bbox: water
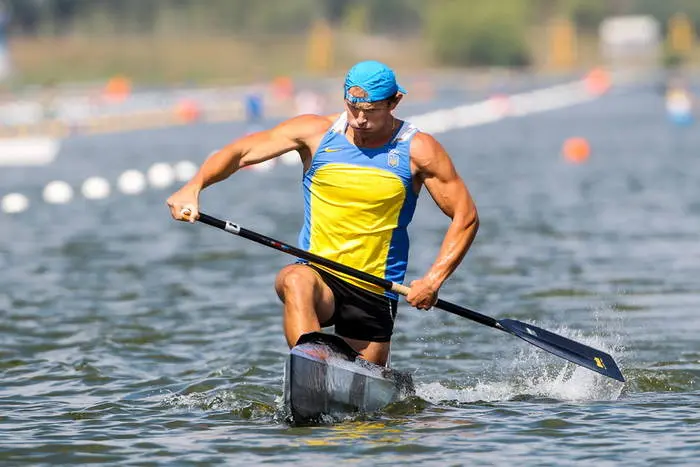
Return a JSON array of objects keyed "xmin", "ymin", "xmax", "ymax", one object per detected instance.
[{"xmin": 2, "ymin": 79, "xmax": 700, "ymax": 465}]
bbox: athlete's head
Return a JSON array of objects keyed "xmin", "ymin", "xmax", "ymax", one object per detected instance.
[{"xmin": 343, "ymin": 61, "xmax": 406, "ymax": 133}]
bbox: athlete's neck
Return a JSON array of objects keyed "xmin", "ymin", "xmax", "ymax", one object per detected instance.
[{"xmin": 346, "ymin": 117, "xmax": 397, "ymax": 148}]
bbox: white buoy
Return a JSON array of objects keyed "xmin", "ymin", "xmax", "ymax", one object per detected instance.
[
  {"xmin": 250, "ymin": 158, "xmax": 275, "ymax": 172},
  {"xmin": 147, "ymin": 162, "xmax": 176, "ymax": 189},
  {"xmin": 280, "ymin": 150, "xmax": 301, "ymax": 166},
  {"xmin": 117, "ymin": 170, "xmax": 147, "ymax": 195},
  {"xmin": 173, "ymin": 160, "xmax": 198, "ymax": 182},
  {"xmin": 1, "ymin": 193, "xmax": 29, "ymax": 213},
  {"xmin": 43, "ymin": 180, "xmax": 74, "ymax": 204},
  {"xmin": 81, "ymin": 177, "xmax": 111, "ymax": 200}
]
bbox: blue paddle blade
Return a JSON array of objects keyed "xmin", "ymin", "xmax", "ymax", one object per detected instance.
[{"xmin": 498, "ymin": 319, "xmax": 625, "ymax": 382}]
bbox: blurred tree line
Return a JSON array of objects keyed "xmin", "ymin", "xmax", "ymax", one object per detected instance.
[{"xmin": 4, "ymin": 0, "xmax": 700, "ymax": 67}]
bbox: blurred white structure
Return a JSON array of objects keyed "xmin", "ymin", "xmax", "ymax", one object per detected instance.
[
  {"xmin": 0, "ymin": 138, "xmax": 60, "ymax": 166},
  {"xmin": 599, "ymin": 16, "xmax": 661, "ymax": 67},
  {"xmin": 294, "ymin": 90, "xmax": 325, "ymax": 115}
]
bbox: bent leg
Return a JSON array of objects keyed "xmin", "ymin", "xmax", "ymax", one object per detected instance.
[
  {"xmin": 342, "ymin": 338, "xmax": 391, "ymax": 366},
  {"xmin": 275, "ymin": 264, "xmax": 334, "ymax": 348}
]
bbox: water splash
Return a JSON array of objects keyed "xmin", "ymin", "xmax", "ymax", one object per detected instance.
[
  {"xmin": 417, "ymin": 323, "xmax": 626, "ymax": 404},
  {"xmin": 160, "ymin": 386, "xmax": 277, "ymax": 420}
]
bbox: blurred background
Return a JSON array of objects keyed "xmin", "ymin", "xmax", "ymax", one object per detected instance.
[
  {"xmin": 0, "ymin": 0, "xmax": 698, "ymax": 81},
  {"xmin": 0, "ymin": 0, "xmax": 696, "ymax": 141}
]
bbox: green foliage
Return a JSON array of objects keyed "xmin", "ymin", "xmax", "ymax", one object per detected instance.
[
  {"xmin": 632, "ymin": 0, "xmax": 700, "ymax": 32},
  {"xmin": 239, "ymin": 0, "xmax": 320, "ymax": 35},
  {"xmin": 363, "ymin": 0, "xmax": 422, "ymax": 32},
  {"xmin": 425, "ymin": 0, "xmax": 532, "ymax": 67},
  {"xmin": 5, "ymin": 0, "xmax": 699, "ymax": 71},
  {"xmin": 8, "ymin": 0, "xmax": 700, "ymax": 37},
  {"xmin": 570, "ymin": 0, "xmax": 608, "ymax": 32},
  {"xmin": 662, "ymin": 44, "xmax": 688, "ymax": 69}
]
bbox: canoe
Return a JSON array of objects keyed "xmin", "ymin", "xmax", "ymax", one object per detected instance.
[{"xmin": 283, "ymin": 331, "xmax": 414, "ymax": 424}]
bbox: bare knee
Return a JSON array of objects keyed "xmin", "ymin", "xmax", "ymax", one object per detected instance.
[{"xmin": 274, "ymin": 264, "xmax": 318, "ymax": 301}]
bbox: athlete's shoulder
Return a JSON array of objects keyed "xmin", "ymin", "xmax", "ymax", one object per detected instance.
[
  {"xmin": 276, "ymin": 113, "xmax": 337, "ymax": 138},
  {"xmin": 408, "ymin": 131, "xmax": 454, "ymax": 176},
  {"xmin": 288, "ymin": 112, "xmax": 338, "ymax": 126},
  {"xmin": 409, "ymin": 131, "xmax": 447, "ymax": 158},
  {"xmin": 270, "ymin": 113, "xmax": 335, "ymax": 143}
]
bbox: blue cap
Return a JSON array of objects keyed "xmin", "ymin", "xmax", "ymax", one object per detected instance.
[{"xmin": 344, "ymin": 61, "xmax": 407, "ymax": 104}]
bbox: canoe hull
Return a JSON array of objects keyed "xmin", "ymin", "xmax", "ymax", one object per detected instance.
[{"xmin": 283, "ymin": 332, "xmax": 413, "ymax": 423}]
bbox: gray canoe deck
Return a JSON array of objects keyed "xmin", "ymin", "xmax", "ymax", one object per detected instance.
[{"xmin": 283, "ymin": 332, "xmax": 414, "ymax": 423}]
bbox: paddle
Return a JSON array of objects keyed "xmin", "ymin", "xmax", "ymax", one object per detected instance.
[{"xmin": 195, "ymin": 212, "xmax": 625, "ymax": 382}]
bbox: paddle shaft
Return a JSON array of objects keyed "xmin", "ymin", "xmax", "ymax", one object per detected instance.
[
  {"xmin": 197, "ymin": 213, "xmax": 500, "ymax": 329},
  {"xmin": 195, "ymin": 212, "xmax": 625, "ymax": 382}
]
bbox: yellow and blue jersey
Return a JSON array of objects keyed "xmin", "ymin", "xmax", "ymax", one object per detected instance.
[{"xmin": 299, "ymin": 113, "xmax": 419, "ymax": 298}]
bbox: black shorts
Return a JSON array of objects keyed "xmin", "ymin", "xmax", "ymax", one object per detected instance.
[{"xmin": 308, "ymin": 264, "xmax": 398, "ymax": 342}]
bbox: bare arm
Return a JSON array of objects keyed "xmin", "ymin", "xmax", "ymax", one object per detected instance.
[
  {"xmin": 408, "ymin": 132, "xmax": 479, "ymax": 308},
  {"xmin": 189, "ymin": 114, "xmax": 329, "ymax": 190},
  {"xmin": 167, "ymin": 114, "xmax": 331, "ymax": 221}
]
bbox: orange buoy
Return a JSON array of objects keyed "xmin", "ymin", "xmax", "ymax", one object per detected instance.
[
  {"xmin": 175, "ymin": 99, "xmax": 201, "ymax": 123},
  {"xmin": 272, "ymin": 76, "xmax": 294, "ymax": 101},
  {"xmin": 104, "ymin": 75, "xmax": 132, "ymax": 103},
  {"xmin": 584, "ymin": 67, "xmax": 611, "ymax": 96},
  {"xmin": 562, "ymin": 137, "xmax": 590, "ymax": 163}
]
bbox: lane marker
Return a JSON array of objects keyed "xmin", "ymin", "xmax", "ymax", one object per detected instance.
[
  {"xmin": 82, "ymin": 177, "xmax": 111, "ymax": 200},
  {"xmin": 117, "ymin": 170, "xmax": 147, "ymax": 195},
  {"xmin": 173, "ymin": 160, "xmax": 198, "ymax": 182},
  {"xmin": 147, "ymin": 163, "xmax": 176, "ymax": 189},
  {"xmin": 1, "ymin": 76, "xmax": 612, "ymax": 215},
  {"xmin": 42, "ymin": 180, "xmax": 74, "ymax": 204},
  {"xmin": 280, "ymin": 151, "xmax": 301, "ymax": 166},
  {"xmin": 1, "ymin": 193, "xmax": 29, "ymax": 213}
]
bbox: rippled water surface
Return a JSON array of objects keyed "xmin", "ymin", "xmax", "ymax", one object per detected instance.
[{"xmin": 2, "ymin": 80, "xmax": 700, "ymax": 465}]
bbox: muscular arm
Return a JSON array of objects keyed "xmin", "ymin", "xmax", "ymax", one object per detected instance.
[
  {"xmin": 188, "ymin": 114, "xmax": 331, "ymax": 191},
  {"xmin": 167, "ymin": 114, "xmax": 332, "ymax": 221},
  {"xmin": 410, "ymin": 132, "xmax": 479, "ymax": 297}
]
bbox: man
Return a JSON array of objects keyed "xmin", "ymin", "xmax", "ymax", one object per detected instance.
[{"xmin": 167, "ymin": 60, "xmax": 479, "ymax": 366}]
